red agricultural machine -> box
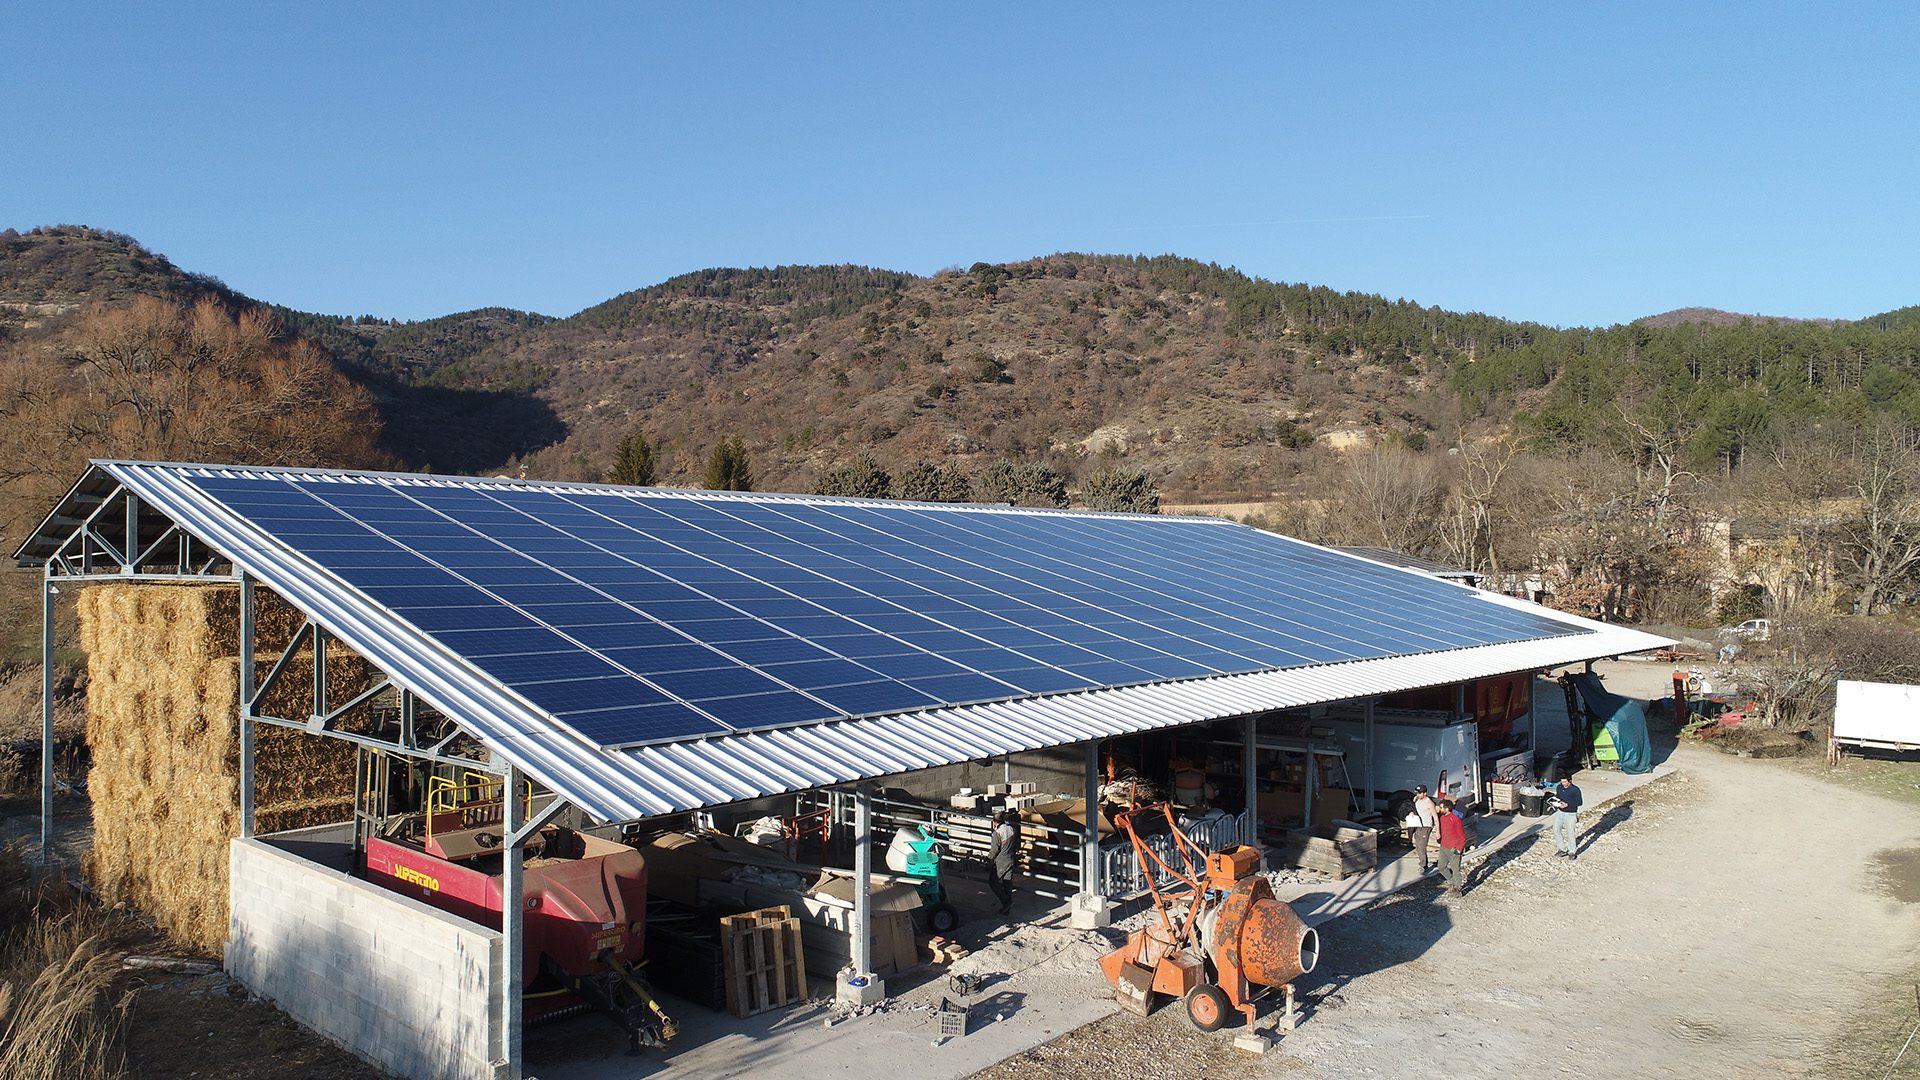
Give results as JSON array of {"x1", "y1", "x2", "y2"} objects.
[
  {"x1": 1098, "y1": 804, "x2": 1319, "y2": 1034},
  {"x1": 361, "y1": 773, "x2": 675, "y2": 1052}
]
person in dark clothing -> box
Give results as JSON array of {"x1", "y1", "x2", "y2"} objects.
[
  {"x1": 1550, "y1": 777, "x2": 1583, "y2": 859},
  {"x1": 987, "y1": 810, "x2": 1018, "y2": 915},
  {"x1": 1436, "y1": 798, "x2": 1468, "y2": 895}
]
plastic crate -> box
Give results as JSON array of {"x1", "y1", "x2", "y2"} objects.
[{"x1": 937, "y1": 999, "x2": 969, "y2": 1039}]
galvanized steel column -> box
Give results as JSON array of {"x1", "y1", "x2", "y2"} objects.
[
  {"x1": 1519, "y1": 675, "x2": 1536, "y2": 757},
  {"x1": 1242, "y1": 715, "x2": 1258, "y2": 846},
  {"x1": 501, "y1": 765, "x2": 526, "y2": 1080},
  {"x1": 238, "y1": 574, "x2": 256, "y2": 839},
  {"x1": 39, "y1": 576, "x2": 54, "y2": 867},
  {"x1": 852, "y1": 784, "x2": 873, "y2": 976},
  {"x1": 1363, "y1": 698, "x2": 1377, "y2": 814},
  {"x1": 1081, "y1": 741, "x2": 1099, "y2": 895}
]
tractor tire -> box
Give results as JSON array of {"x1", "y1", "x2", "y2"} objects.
[
  {"x1": 927, "y1": 902, "x2": 961, "y2": 935},
  {"x1": 1185, "y1": 982, "x2": 1231, "y2": 1032}
]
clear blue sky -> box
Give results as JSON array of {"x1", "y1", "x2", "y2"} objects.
[{"x1": 6, "y1": 4, "x2": 1915, "y2": 327}]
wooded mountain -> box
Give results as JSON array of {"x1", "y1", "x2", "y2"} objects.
[{"x1": 6, "y1": 224, "x2": 1920, "y2": 502}]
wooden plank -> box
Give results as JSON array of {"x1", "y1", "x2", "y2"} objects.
[
  {"x1": 762, "y1": 922, "x2": 784, "y2": 1009},
  {"x1": 723, "y1": 922, "x2": 747, "y2": 1017},
  {"x1": 747, "y1": 923, "x2": 769, "y2": 1013},
  {"x1": 785, "y1": 915, "x2": 807, "y2": 994}
]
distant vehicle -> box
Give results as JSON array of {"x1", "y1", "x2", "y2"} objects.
[{"x1": 1722, "y1": 618, "x2": 1771, "y2": 642}]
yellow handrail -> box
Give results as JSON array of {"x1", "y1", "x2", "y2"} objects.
[{"x1": 424, "y1": 772, "x2": 534, "y2": 843}]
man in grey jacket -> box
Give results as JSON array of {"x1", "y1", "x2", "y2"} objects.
[{"x1": 987, "y1": 810, "x2": 1018, "y2": 915}]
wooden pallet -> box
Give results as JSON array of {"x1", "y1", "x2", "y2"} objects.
[
  {"x1": 1488, "y1": 782, "x2": 1519, "y2": 812},
  {"x1": 721, "y1": 905, "x2": 809, "y2": 1018},
  {"x1": 1272, "y1": 822, "x2": 1378, "y2": 880}
]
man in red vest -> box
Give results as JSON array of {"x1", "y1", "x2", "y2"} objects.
[{"x1": 1436, "y1": 798, "x2": 1468, "y2": 896}]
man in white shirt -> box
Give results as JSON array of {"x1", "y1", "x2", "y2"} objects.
[{"x1": 1404, "y1": 785, "x2": 1438, "y2": 874}]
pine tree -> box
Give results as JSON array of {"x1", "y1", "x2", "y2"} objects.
[
  {"x1": 1080, "y1": 468, "x2": 1161, "y2": 514},
  {"x1": 607, "y1": 431, "x2": 655, "y2": 486},
  {"x1": 704, "y1": 436, "x2": 754, "y2": 491},
  {"x1": 815, "y1": 454, "x2": 890, "y2": 498}
]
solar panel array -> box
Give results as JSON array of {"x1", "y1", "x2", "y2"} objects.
[{"x1": 185, "y1": 473, "x2": 1583, "y2": 749}]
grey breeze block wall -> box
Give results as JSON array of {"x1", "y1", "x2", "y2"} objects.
[{"x1": 227, "y1": 837, "x2": 503, "y2": 1080}]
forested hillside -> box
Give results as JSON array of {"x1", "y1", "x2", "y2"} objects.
[{"x1": 5, "y1": 225, "x2": 1920, "y2": 633}]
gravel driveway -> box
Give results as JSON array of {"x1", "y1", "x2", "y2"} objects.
[{"x1": 975, "y1": 744, "x2": 1920, "y2": 1079}]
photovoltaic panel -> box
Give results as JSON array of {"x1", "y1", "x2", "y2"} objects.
[{"x1": 179, "y1": 471, "x2": 1585, "y2": 750}]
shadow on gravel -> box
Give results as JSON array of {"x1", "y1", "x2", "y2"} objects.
[
  {"x1": 1289, "y1": 882, "x2": 1453, "y2": 1022},
  {"x1": 1575, "y1": 801, "x2": 1636, "y2": 856}
]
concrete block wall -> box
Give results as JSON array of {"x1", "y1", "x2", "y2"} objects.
[
  {"x1": 879, "y1": 745, "x2": 1089, "y2": 802},
  {"x1": 227, "y1": 837, "x2": 503, "y2": 1080}
]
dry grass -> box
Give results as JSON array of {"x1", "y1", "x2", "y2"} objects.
[
  {"x1": 0, "y1": 667, "x2": 85, "y2": 747},
  {"x1": 0, "y1": 843, "x2": 142, "y2": 1080},
  {"x1": 77, "y1": 584, "x2": 362, "y2": 954},
  {"x1": 0, "y1": 744, "x2": 24, "y2": 801}
]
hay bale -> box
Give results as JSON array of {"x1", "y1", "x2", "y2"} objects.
[{"x1": 78, "y1": 584, "x2": 362, "y2": 955}]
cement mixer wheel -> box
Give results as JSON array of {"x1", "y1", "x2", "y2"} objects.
[
  {"x1": 1184, "y1": 983, "x2": 1230, "y2": 1032},
  {"x1": 927, "y1": 902, "x2": 961, "y2": 935}
]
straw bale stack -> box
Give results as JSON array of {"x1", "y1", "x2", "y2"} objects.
[{"x1": 78, "y1": 583, "x2": 371, "y2": 954}]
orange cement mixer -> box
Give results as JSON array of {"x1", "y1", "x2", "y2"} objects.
[{"x1": 1098, "y1": 805, "x2": 1319, "y2": 1032}]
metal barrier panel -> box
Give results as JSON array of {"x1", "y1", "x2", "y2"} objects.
[
  {"x1": 794, "y1": 791, "x2": 1085, "y2": 901},
  {"x1": 794, "y1": 791, "x2": 1254, "y2": 903},
  {"x1": 1098, "y1": 813, "x2": 1248, "y2": 899}
]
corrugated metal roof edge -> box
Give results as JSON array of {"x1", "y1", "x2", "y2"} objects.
[{"x1": 597, "y1": 621, "x2": 1672, "y2": 818}]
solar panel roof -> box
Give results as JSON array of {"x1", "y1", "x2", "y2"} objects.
[{"x1": 159, "y1": 470, "x2": 1583, "y2": 749}]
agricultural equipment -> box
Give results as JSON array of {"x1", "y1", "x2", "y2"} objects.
[
  {"x1": 884, "y1": 823, "x2": 962, "y2": 933},
  {"x1": 1098, "y1": 804, "x2": 1319, "y2": 1033},
  {"x1": 362, "y1": 773, "x2": 675, "y2": 1051}
]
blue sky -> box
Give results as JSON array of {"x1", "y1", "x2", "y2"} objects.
[{"x1": 6, "y1": 4, "x2": 1915, "y2": 327}]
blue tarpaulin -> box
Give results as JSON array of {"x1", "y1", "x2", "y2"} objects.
[{"x1": 1568, "y1": 672, "x2": 1654, "y2": 774}]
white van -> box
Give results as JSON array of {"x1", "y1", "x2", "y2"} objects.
[{"x1": 1316, "y1": 707, "x2": 1482, "y2": 810}]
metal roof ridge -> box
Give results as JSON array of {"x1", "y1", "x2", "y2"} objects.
[{"x1": 79, "y1": 459, "x2": 1240, "y2": 523}]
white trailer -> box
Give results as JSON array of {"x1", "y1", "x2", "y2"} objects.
[{"x1": 1834, "y1": 679, "x2": 1920, "y2": 750}]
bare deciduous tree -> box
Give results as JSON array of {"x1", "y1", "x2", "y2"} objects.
[
  {"x1": 1829, "y1": 421, "x2": 1920, "y2": 615},
  {"x1": 1334, "y1": 444, "x2": 1444, "y2": 553}
]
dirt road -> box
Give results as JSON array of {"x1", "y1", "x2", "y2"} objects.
[{"x1": 977, "y1": 745, "x2": 1920, "y2": 1079}]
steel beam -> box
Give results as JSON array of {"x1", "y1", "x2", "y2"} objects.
[
  {"x1": 506, "y1": 796, "x2": 569, "y2": 848},
  {"x1": 500, "y1": 764, "x2": 526, "y2": 1080},
  {"x1": 1081, "y1": 741, "x2": 1099, "y2": 894},
  {"x1": 239, "y1": 575, "x2": 256, "y2": 839},
  {"x1": 852, "y1": 784, "x2": 873, "y2": 976},
  {"x1": 1363, "y1": 697, "x2": 1377, "y2": 814},
  {"x1": 39, "y1": 577, "x2": 54, "y2": 867},
  {"x1": 1242, "y1": 714, "x2": 1258, "y2": 846},
  {"x1": 249, "y1": 714, "x2": 492, "y2": 772}
]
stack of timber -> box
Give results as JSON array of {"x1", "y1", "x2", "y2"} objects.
[
  {"x1": 1272, "y1": 821, "x2": 1378, "y2": 880},
  {"x1": 721, "y1": 905, "x2": 808, "y2": 1018}
]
